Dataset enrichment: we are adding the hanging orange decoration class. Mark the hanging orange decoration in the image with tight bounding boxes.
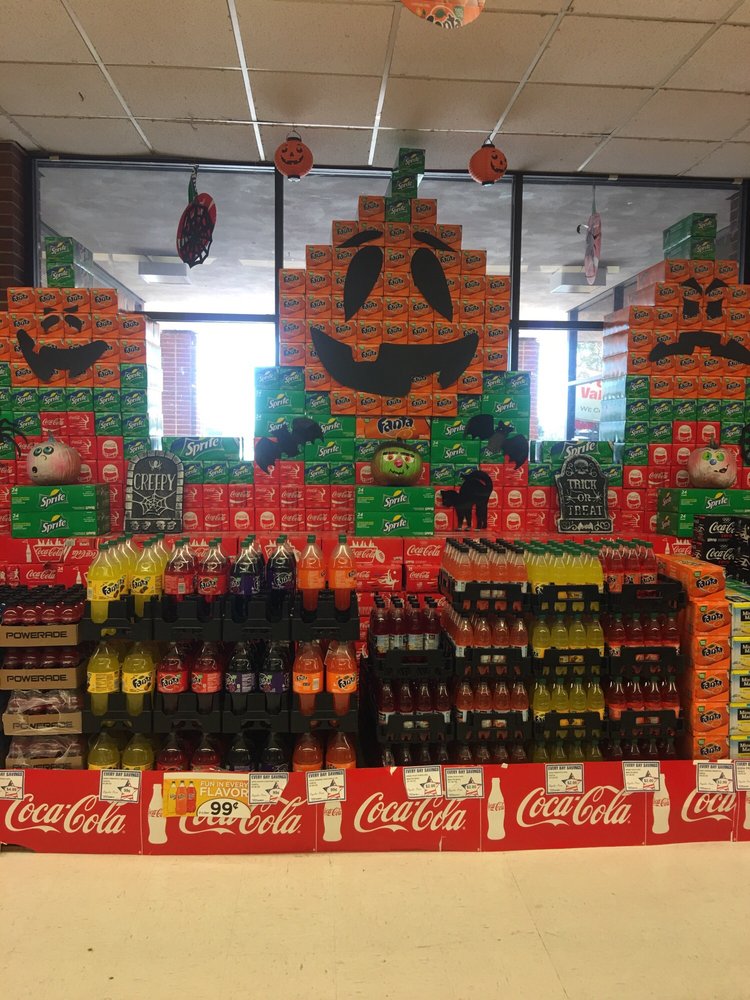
[400,1,485,28]
[274,130,314,182]
[468,138,507,185]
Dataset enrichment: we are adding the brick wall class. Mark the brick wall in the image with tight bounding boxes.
[518,337,540,440]
[0,141,29,309]
[160,329,199,435]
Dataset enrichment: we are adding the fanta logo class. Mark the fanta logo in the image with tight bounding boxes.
[308,249,327,261]
[681,789,735,824]
[699,709,722,723]
[354,792,466,833]
[385,300,403,313]
[377,416,413,434]
[516,786,633,828]
[696,575,719,589]
[309,298,326,309]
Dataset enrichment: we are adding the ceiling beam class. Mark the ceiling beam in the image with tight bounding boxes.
[226,0,265,160]
[368,1,402,166]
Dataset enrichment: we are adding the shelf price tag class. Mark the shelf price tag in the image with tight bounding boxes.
[0,770,24,800]
[249,772,289,804]
[403,765,442,800]
[305,769,346,805]
[734,761,750,791]
[162,772,250,818]
[696,761,734,793]
[622,761,660,792]
[444,767,484,800]
[98,770,142,804]
[545,763,584,795]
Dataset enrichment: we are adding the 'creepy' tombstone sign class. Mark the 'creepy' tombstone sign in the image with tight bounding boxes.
[555,453,613,534]
[125,450,184,533]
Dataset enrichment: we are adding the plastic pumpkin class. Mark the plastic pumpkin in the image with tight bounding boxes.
[28,435,81,485]
[687,442,737,489]
[401,1,485,28]
[274,131,313,181]
[371,441,423,486]
[469,139,507,186]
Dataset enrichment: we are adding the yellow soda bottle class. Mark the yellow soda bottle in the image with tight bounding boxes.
[154,533,170,573]
[122,534,139,590]
[568,672,587,712]
[550,615,568,648]
[550,672,569,712]
[122,641,156,716]
[86,640,121,715]
[122,733,154,770]
[586,615,605,654]
[531,616,551,658]
[130,540,164,616]
[586,675,606,719]
[568,613,587,649]
[87,730,121,769]
[87,543,121,623]
[532,676,552,722]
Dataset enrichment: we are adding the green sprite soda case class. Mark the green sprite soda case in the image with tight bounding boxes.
[11,508,111,538]
[11,484,110,512]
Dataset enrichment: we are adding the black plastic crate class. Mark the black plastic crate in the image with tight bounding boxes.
[222,691,291,733]
[290,591,360,641]
[530,584,603,615]
[152,691,223,733]
[223,593,291,641]
[438,569,527,612]
[151,595,224,641]
[533,710,605,740]
[367,638,452,680]
[290,691,359,733]
[79,598,153,642]
[454,710,531,743]
[81,691,153,734]
[610,575,685,613]
[376,709,452,743]
[605,645,682,678]
[607,708,681,738]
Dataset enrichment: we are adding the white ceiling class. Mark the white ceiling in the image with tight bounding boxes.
[0,0,748,176]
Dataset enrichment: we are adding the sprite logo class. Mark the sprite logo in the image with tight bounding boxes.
[41,514,68,534]
[705,492,729,511]
[318,442,340,459]
[383,514,408,534]
[39,489,66,510]
[268,394,290,410]
[444,421,464,437]
[383,490,408,509]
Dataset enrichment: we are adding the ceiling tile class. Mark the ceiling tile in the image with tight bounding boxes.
[668,25,750,92]
[619,89,750,141]
[391,11,556,81]
[729,0,750,21]
[502,83,650,135]
[108,67,249,120]
[682,141,750,177]
[0,114,39,149]
[374,129,484,169]
[0,0,93,64]
[69,0,240,68]
[237,1,393,75]
[381,78,516,131]
[489,133,601,171]
[0,64,124,118]
[734,121,750,141]
[252,72,380,127]
[569,0,735,18]
[485,1,565,10]
[531,16,706,86]
[584,137,721,175]
[261,124,371,166]
[14,116,148,155]
[143,120,261,160]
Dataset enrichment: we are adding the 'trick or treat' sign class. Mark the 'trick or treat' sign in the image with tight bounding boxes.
[555,454,612,534]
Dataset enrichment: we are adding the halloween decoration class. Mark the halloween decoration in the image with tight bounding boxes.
[311,325,477,396]
[464,415,529,469]
[649,329,750,366]
[468,138,507,186]
[17,329,109,383]
[371,441,424,486]
[125,451,184,534]
[28,435,81,486]
[687,438,737,489]
[401,0,485,28]
[176,165,216,268]
[254,417,323,474]
[440,469,493,529]
[0,417,26,459]
[577,185,601,285]
[274,130,313,182]
[555,454,612,534]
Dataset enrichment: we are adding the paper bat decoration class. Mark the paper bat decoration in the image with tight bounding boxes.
[16,330,109,383]
[464,414,529,469]
[254,417,323,473]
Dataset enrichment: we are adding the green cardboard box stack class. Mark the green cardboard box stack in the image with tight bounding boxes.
[663,213,717,261]
[11,484,111,537]
[162,436,250,484]
[656,488,750,537]
[44,236,75,288]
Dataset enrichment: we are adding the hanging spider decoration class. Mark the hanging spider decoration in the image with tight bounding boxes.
[0,418,26,459]
[176,165,217,268]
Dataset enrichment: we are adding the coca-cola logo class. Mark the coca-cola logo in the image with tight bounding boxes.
[517,786,632,828]
[177,796,305,836]
[354,792,466,833]
[25,569,57,581]
[3,794,126,835]
[681,789,735,823]
[405,543,441,558]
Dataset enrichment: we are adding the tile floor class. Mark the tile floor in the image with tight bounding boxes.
[0,843,745,1000]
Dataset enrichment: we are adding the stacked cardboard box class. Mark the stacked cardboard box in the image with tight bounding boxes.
[10,484,110,538]
[162,436,253,535]
[662,212,717,262]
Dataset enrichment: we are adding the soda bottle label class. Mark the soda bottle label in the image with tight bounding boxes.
[88,763,116,771]
[259,671,290,694]
[455,709,469,723]
[424,632,440,651]
[197,573,228,597]
[373,634,389,654]
[300,567,326,589]
[122,670,154,694]
[641,571,657,584]
[623,572,636,586]
[164,571,193,596]
[390,633,406,652]
[293,671,322,693]
[130,573,162,596]
[87,669,118,693]
[330,567,356,588]
[225,670,256,694]
[377,709,393,724]
[191,671,222,694]
[157,668,188,694]
[406,633,425,652]
[87,579,121,602]
[326,671,358,694]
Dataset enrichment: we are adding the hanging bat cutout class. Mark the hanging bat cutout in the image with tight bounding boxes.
[17,330,109,383]
[343,245,384,321]
[465,414,529,469]
[440,469,493,530]
[254,417,323,474]
[649,329,750,365]
[311,324,477,396]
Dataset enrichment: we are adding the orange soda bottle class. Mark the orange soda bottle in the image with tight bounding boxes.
[298,534,325,613]
[329,534,357,612]
[326,731,356,769]
[292,732,324,772]
[292,641,323,716]
[325,640,358,715]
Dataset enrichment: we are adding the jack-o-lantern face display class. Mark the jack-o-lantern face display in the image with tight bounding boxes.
[687,443,738,488]
[371,441,423,485]
[28,435,82,485]
[469,139,507,185]
[274,133,314,181]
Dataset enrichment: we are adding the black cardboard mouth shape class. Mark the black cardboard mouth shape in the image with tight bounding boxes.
[311,325,478,396]
[649,328,750,365]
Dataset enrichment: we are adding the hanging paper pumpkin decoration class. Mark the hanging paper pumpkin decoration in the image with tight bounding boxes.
[401,0,485,28]
[28,434,81,485]
[274,130,314,181]
[176,165,217,268]
[469,139,507,185]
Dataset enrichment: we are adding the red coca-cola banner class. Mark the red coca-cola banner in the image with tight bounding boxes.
[0,762,742,855]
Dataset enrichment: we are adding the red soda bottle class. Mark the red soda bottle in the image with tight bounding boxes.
[423,600,440,650]
[191,641,223,713]
[510,617,529,654]
[328,534,356,613]
[660,676,680,716]
[298,535,325,614]
[607,612,626,657]
[606,676,627,720]
[434,681,451,722]
[406,599,425,651]
[625,674,645,711]
[370,599,390,655]
[156,642,189,713]
[492,615,510,647]
[474,679,492,712]
[640,542,658,585]
[473,615,492,649]
[605,543,624,594]
[397,680,414,714]
[196,539,229,603]
[190,733,221,771]
[416,680,434,715]
[377,680,396,724]
[643,674,662,711]
[626,614,644,645]
[325,641,358,716]
[388,599,406,651]
[164,539,196,600]
[454,679,474,721]
[510,679,529,720]
[662,613,680,650]
[492,678,511,711]
[645,613,662,645]
[623,543,641,586]
[156,733,189,771]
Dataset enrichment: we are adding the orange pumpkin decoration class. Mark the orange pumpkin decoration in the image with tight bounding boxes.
[469,139,507,186]
[274,131,314,182]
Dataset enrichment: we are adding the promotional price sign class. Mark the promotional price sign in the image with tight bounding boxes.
[162,772,250,819]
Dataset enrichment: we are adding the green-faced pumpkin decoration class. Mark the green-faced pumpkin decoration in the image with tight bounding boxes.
[371,440,423,486]
[687,438,737,489]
